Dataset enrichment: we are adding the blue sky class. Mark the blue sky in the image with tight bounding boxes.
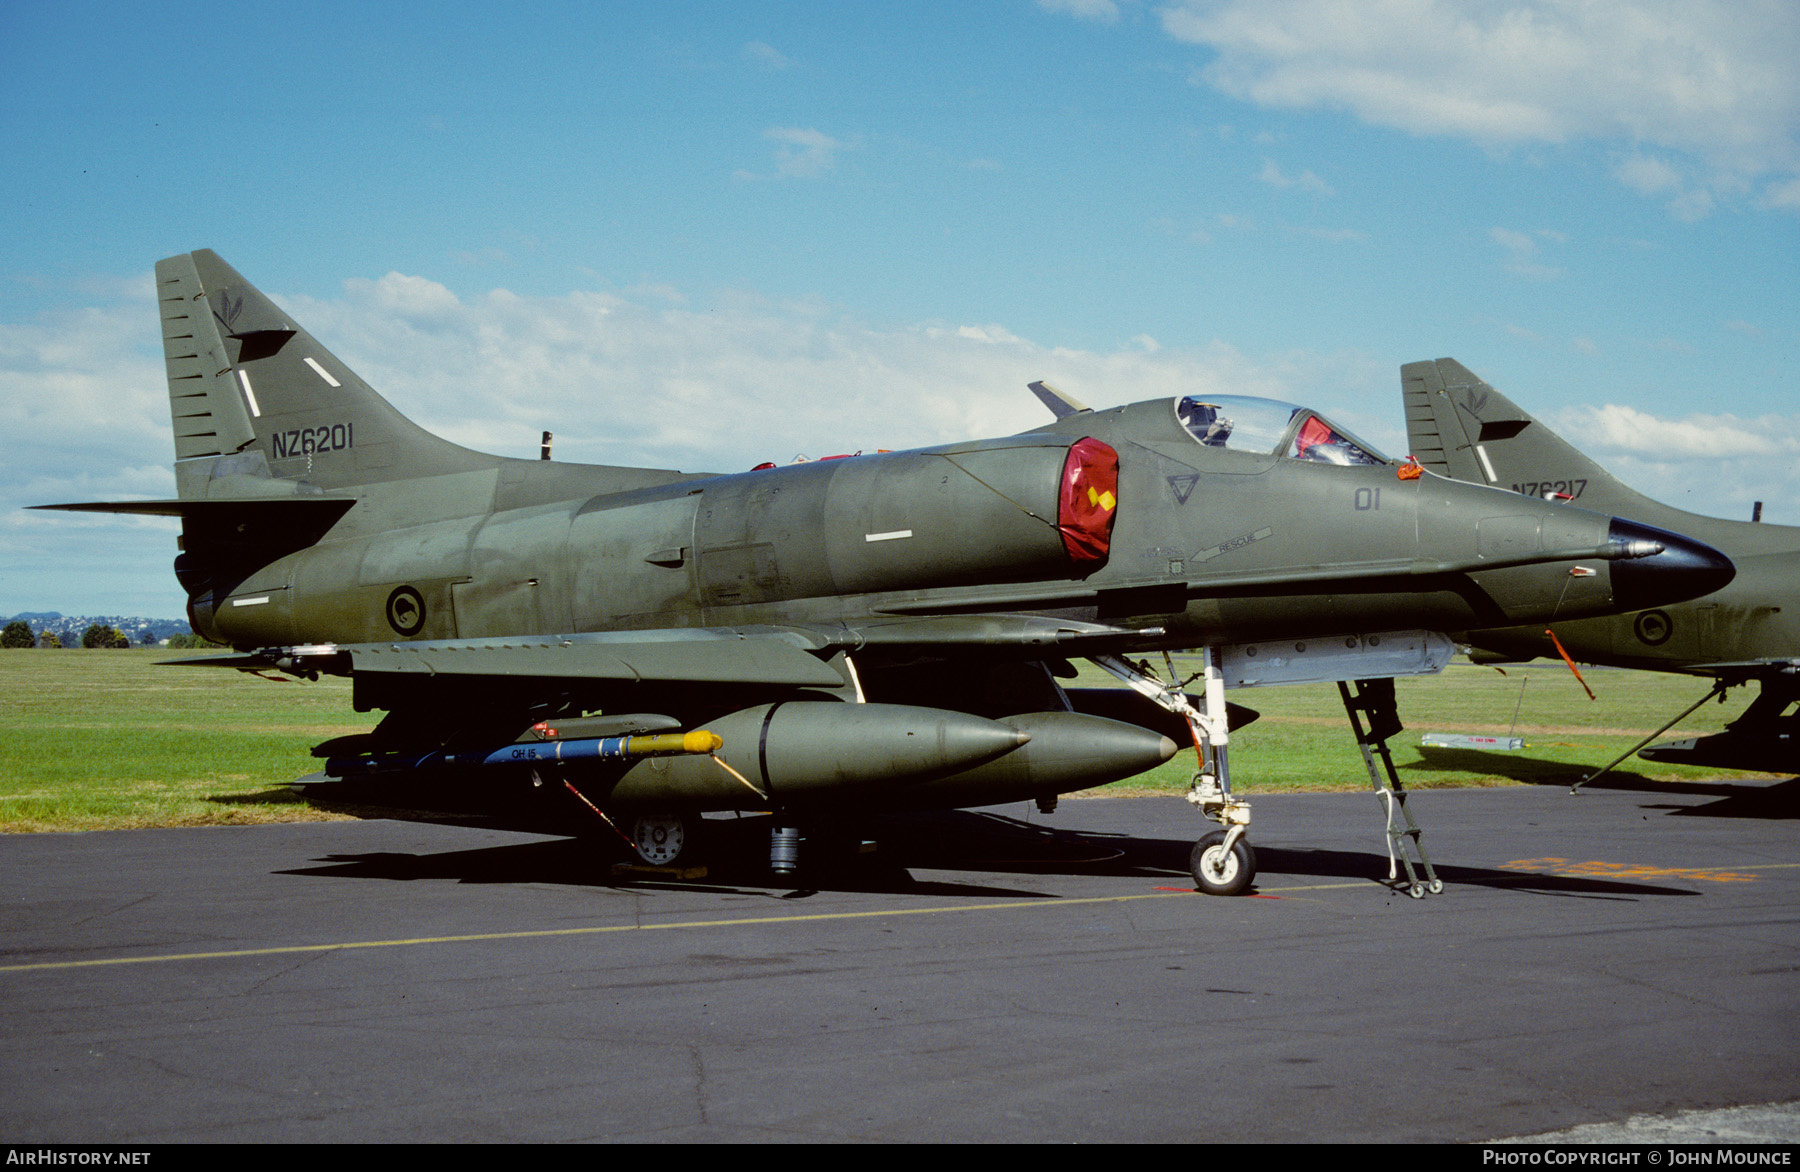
[4,0,1797,618]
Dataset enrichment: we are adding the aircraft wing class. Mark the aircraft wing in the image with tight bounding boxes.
[171,627,851,688]
[168,612,1184,699]
[169,613,1169,684]
[839,614,1163,650]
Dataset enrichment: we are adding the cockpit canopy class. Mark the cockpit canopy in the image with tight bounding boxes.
[1175,395,1388,466]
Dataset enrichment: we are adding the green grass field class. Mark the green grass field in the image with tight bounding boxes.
[1111,651,1769,794]
[0,647,1776,832]
[0,648,360,831]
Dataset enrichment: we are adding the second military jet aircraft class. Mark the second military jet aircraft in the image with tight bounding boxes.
[1404,357,1796,775]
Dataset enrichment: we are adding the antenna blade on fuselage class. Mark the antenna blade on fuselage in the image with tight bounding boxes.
[1028,380,1091,419]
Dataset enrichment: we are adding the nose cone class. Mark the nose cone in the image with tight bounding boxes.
[1608,518,1735,611]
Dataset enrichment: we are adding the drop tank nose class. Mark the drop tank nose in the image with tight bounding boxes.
[1606,517,1735,611]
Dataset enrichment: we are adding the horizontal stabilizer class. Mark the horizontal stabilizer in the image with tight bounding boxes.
[32,497,353,520]
[35,497,356,573]
[159,651,284,669]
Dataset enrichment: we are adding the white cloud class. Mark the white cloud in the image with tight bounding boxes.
[1535,401,1800,519]
[0,296,182,615]
[1489,225,1564,278]
[1556,402,1800,459]
[1257,158,1334,195]
[1615,152,1682,194]
[950,324,1026,345]
[341,271,469,330]
[1617,153,1730,219]
[743,41,792,70]
[1038,0,1123,22]
[192,273,1387,477]
[1160,1,1800,214]
[1488,226,1532,251]
[1290,225,1366,243]
[0,302,171,483]
[1761,175,1800,209]
[766,126,849,178]
[1666,188,1716,222]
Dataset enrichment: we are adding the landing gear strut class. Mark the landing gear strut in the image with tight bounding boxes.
[1092,649,1255,895]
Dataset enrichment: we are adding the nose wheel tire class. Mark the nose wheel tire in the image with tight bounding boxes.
[1190,829,1256,896]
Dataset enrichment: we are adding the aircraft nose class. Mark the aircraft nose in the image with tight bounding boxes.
[1607,518,1735,611]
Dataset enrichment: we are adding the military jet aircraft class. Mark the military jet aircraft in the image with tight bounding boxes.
[36,254,1736,894]
[1403,358,1797,776]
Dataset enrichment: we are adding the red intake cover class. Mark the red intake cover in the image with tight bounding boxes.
[1057,437,1119,563]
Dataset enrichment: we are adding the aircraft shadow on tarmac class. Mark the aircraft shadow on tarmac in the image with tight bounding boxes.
[1410,747,1800,820]
[273,804,1699,901]
[277,809,1160,900]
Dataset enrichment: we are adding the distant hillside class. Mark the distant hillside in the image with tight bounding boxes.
[2,614,195,646]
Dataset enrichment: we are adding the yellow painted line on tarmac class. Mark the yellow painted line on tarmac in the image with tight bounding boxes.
[0,885,1349,974]
[23,859,1783,976]
[1155,882,1371,897]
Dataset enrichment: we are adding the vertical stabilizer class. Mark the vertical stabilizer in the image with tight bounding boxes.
[1400,357,1650,517]
[159,250,499,499]
[158,253,257,462]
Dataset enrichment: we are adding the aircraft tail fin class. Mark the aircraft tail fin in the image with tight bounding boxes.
[1400,357,1652,517]
[158,250,498,499]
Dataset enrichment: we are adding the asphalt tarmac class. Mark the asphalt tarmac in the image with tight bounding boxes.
[3,778,1798,1143]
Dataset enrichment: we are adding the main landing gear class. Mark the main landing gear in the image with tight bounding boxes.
[630,813,691,866]
[1093,649,1255,895]
[535,761,709,873]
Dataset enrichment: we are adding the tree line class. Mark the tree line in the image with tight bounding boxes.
[1,620,218,650]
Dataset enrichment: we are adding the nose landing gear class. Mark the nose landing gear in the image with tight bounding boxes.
[1092,649,1256,896]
